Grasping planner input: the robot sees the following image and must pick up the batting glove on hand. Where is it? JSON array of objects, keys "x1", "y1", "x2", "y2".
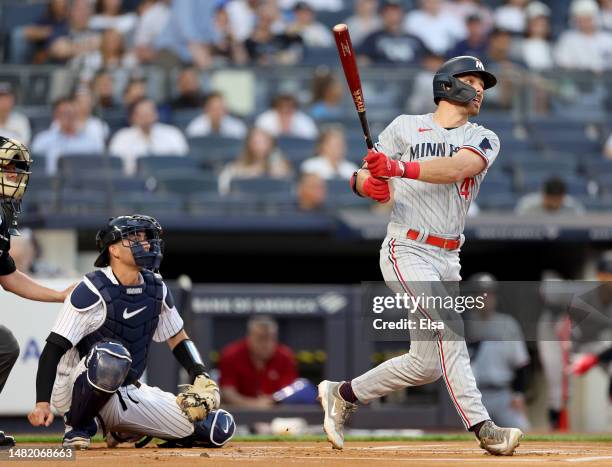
[
  {"x1": 363, "y1": 175, "x2": 390, "y2": 203},
  {"x1": 364, "y1": 149, "x2": 404, "y2": 179},
  {"x1": 571, "y1": 353, "x2": 599, "y2": 376}
]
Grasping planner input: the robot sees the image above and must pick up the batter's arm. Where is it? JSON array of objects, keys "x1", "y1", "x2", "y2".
[{"x1": 415, "y1": 150, "x2": 487, "y2": 184}]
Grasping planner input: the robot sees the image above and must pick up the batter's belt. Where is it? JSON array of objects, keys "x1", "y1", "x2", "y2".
[{"x1": 387, "y1": 223, "x2": 462, "y2": 250}]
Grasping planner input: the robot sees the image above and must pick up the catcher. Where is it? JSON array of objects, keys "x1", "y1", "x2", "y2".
[{"x1": 28, "y1": 214, "x2": 235, "y2": 449}]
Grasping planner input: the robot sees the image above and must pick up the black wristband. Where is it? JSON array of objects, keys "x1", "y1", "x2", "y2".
[
  {"x1": 36, "y1": 334, "x2": 71, "y2": 403},
  {"x1": 172, "y1": 339, "x2": 207, "y2": 383},
  {"x1": 511, "y1": 364, "x2": 529, "y2": 394}
]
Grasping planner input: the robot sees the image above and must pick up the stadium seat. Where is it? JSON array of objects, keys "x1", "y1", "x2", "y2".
[
  {"x1": 325, "y1": 178, "x2": 350, "y2": 196},
  {"x1": 137, "y1": 155, "x2": 200, "y2": 176},
  {"x1": 171, "y1": 109, "x2": 202, "y2": 131},
  {"x1": 594, "y1": 174, "x2": 612, "y2": 195},
  {"x1": 519, "y1": 174, "x2": 591, "y2": 196},
  {"x1": 65, "y1": 175, "x2": 151, "y2": 194},
  {"x1": 300, "y1": 47, "x2": 340, "y2": 67},
  {"x1": 581, "y1": 159, "x2": 612, "y2": 177},
  {"x1": 476, "y1": 174, "x2": 514, "y2": 197},
  {"x1": 478, "y1": 192, "x2": 517, "y2": 211},
  {"x1": 57, "y1": 154, "x2": 124, "y2": 177},
  {"x1": 188, "y1": 192, "x2": 259, "y2": 214},
  {"x1": 230, "y1": 177, "x2": 294, "y2": 196},
  {"x1": 188, "y1": 136, "x2": 243, "y2": 166},
  {"x1": 326, "y1": 193, "x2": 373, "y2": 209},
  {"x1": 277, "y1": 136, "x2": 316, "y2": 163},
  {"x1": 57, "y1": 190, "x2": 109, "y2": 215},
  {"x1": 156, "y1": 170, "x2": 219, "y2": 195},
  {"x1": 0, "y1": 2, "x2": 46, "y2": 35},
  {"x1": 513, "y1": 158, "x2": 578, "y2": 176},
  {"x1": 117, "y1": 192, "x2": 185, "y2": 215}
]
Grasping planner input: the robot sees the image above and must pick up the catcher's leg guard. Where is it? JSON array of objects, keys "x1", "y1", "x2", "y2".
[
  {"x1": 159, "y1": 409, "x2": 236, "y2": 448},
  {"x1": 67, "y1": 341, "x2": 131, "y2": 429}
]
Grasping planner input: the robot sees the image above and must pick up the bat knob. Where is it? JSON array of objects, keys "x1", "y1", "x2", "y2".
[{"x1": 333, "y1": 24, "x2": 348, "y2": 32}]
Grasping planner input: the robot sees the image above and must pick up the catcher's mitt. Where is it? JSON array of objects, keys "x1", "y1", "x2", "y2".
[{"x1": 176, "y1": 375, "x2": 221, "y2": 422}]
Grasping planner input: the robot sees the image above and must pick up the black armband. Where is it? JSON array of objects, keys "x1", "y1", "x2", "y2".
[
  {"x1": 598, "y1": 347, "x2": 612, "y2": 364},
  {"x1": 511, "y1": 364, "x2": 529, "y2": 394},
  {"x1": 36, "y1": 333, "x2": 72, "y2": 403},
  {"x1": 350, "y1": 171, "x2": 365, "y2": 197},
  {"x1": 172, "y1": 339, "x2": 207, "y2": 383}
]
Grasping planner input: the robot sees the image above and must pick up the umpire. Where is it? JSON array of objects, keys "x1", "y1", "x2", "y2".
[{"x1": 0, "y1": 137, "x2": 73, "y2": 447}]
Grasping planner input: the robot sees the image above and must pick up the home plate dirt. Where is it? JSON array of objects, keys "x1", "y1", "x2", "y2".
[{"x1": 17, "y1": 441, "x2": 612, "y2": 466}]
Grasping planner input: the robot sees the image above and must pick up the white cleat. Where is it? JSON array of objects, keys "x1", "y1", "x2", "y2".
[
  {"x1": 317, "y1": 380, "x2": 357, "y2": 450},
  {"x1": 477, "y1": 420, "x2": 523, "y2": 456}
]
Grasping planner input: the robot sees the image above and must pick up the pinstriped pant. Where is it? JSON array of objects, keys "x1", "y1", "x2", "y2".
[{"x1": 351, "y1": 236, "x2": 490, "y2": 429}]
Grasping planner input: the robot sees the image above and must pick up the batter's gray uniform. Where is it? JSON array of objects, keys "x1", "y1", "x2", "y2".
[
  {"x1": 465, "y1": 312, "x2": 531, "y2": 431},
  {"x1": 49, "y1": 267, "x2": 194, "y2": 439},
  {"x1": 352, "y1": 113, "x2": 500, "y2": 429}
]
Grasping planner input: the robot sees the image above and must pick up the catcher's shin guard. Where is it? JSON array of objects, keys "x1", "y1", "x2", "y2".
[{"x1": 159, "y1": 409, "x2": 236, "y2": 448}]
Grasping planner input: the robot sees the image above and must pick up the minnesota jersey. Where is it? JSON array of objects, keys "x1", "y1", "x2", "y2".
[{"x1": 375, "y1": 113, "x2": 500, "y2": 236}]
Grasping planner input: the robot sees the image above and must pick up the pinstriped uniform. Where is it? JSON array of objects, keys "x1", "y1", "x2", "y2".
[
  {"x1": 352, "y1": 113, "x2": 500, "y2": 429},
  {"x1": 50, "y1": 267, "x2": 194, "y2": 439}
]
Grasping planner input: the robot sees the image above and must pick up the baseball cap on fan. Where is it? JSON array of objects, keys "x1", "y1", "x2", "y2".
[
  {"x1": 570, "y1": 0, "x2": 599, "y2": 17},
  {"x1": 525, "y1": 1, "x2": 550, "y2": 19}
]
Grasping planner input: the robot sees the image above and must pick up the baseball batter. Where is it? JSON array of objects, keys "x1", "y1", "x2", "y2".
[
  {"x1": 28, "y1": 215, "x2": 235, "y2": 449},
  {"x1": 318, "y1": 56, "x2": 523, "y2": 456}
]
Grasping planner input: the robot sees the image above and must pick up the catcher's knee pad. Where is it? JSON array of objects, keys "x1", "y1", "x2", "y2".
[
  {"x1": 193, "y1": 409, "x2": 236, "y2": 448},
  {"x1": 86, "y1": 340, "x2": 132, "y2": 393}
]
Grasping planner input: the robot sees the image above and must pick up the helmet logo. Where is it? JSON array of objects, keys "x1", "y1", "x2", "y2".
[{"x1": 474, "y1": 59, "x2": 484, "y2": 70}]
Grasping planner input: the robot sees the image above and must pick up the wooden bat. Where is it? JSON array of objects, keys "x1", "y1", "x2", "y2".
[{"x1": 332, "y1": 23, "x2": 374, "y2": 150}]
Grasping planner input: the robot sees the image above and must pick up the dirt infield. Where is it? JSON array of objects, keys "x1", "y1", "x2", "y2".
[{"x1": 9, "y1": 441, "x2": 612, "y2": 466}]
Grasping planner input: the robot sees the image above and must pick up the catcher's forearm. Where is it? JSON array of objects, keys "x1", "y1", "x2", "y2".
[
  {"x1": 36, "y1": 333, "x2": 71, "y2": 403},
  {"x1": 172, "y1": 337, "x2": 207, "y2": 382}
]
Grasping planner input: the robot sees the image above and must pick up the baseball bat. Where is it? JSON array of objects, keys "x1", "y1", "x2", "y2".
[{"x1": 332, "y1": 23, "x2": 374, "y2": 150}]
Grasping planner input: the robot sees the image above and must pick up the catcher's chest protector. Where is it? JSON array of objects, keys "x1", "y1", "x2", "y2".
[{"x1": 76, "y1": 269, "x2": 163, "y2": 382}]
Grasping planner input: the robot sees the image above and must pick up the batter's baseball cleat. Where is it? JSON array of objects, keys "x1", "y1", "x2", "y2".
[
  {"x1": 477, "y1": 420, "x2": 523, "y2": 456},
  {"x1": 0, "y1": 431, "x2": 15, "y2": 449},
  {"x1": 62, "y1": 417, "x2": 98, "y2": 450},
  {"x1": 317, "y1": 380, "x2": 357, "y2": 450}
]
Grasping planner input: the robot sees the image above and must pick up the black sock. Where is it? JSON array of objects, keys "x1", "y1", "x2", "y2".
[
  {"x1": 338, "y1": 381, "x2": 358, "y2": 404},
  {"x1": 469, "y1": 420, "x2": 488, "y2": 437}
]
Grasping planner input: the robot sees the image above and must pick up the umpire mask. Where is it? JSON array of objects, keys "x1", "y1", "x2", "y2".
[{"x1": 0, "y1": 137, "x2": 31, "y2": 205}]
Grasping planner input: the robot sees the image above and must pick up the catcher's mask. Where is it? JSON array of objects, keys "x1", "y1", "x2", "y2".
[
  {"x1": 94, "y1": 214, "x2": 163, "y2": 271},
  {"x1": 0, "y1": 136, "x2": 32, "y2": 208}
]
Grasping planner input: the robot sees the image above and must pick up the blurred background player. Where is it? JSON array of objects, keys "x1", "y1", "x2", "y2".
[{"x1": 0, "y1": 137, "x2": 73, "y2": 447}]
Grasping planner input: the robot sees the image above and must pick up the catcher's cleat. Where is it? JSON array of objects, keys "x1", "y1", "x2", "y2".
[
  {"x1": 62, "y1": 418, "x2": 98, "y2": 450},
  {"x1": 105, "y1": 432, "x2": 152, "y2": 448},
  {"x1": 477, "y1": 420, "x2": 523, "y2": 456},
  {"x1": 317, "y1": 380, "x2": 357, "y2": 450},
  {"x1": 0, "y1": 431, "x2": 15, "y2": 449}
]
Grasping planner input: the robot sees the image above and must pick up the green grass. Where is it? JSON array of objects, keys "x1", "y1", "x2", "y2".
[{"x1": 14, "y1": 433, "x2": 612, "y2": 444}]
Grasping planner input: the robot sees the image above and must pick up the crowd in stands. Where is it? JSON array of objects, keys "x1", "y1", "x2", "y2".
[{"x1": 0, "y1": 0, "x2": 611, "y2": 215}]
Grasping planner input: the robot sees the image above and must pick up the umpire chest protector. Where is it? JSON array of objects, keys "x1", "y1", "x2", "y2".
[{"x1": 75, "y1": 269, "x2": 164, "y2": 382}]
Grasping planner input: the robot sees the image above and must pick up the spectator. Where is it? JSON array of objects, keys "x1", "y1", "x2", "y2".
[
  {"x1": 89, "y1": 0, "x2": 138, "y2": 35},
  {"x1": 122, "y1": 78, "x2": 147, "y2": 108},
  {"x1": 447, "y1": 14, "x2": 489, "y2": 60},
  {"x1": 358, "y1": 0, "x2": 429, "y2": 66},
  {"x1": 405, "y1": 53, "x2": 445, "y2": 114},
  {"x1": 133, "y1": 0, "x2": 170, "y2": 64},
  {"x1": 286, "y1": 2, "x2": 334, "y2": 48},
  {"x1": 91, "y1": 71, "x2": 117, "y2": 110},
  {"x1": 9, "y1": 228, "x2": 68, "y2": 277},
  {"x1": 309, "y1": 70, "x2": 344, "y2": 120},
  {"x1": 484, "y1": 28, "x2": 526, "y2": 109},
  {"x1": 185, "y1": 92, "x2": 247, "y2": 138},
  {"x1": 226, "y1": 0, "x2": 260, "y2": 43},
  {"x1": 255, "y1": 94, "x2": 318, "y2": 139},
  {"x1": 296, "y1": 172, "x2": 327, "y2": 211},
  {"x1": 444, "y1": 0, "x2": 495, "y2": 32},
  {"x1": 47, "y1": 0, "x2": 101, "y2": 67},
  {"x1": 601, "y1": 0, "x2": 612, "y2": 31},
  {"x1": 80, "y1": 28, "x2": 138, "y2": 81},
  {"x1": 218, "y1": 127, "x2": 292, "y2": 194},
  {"x1": 109, "y1": 97, "x2": 188, "y2": 175},
  {"x1": 169, "y1": 68, "x2": 204, "y2": 110},
  {"x1": 9, "y1": 0, "x2": 70, "y2": 64},
  {"x1": 301, "y1": 127, "x2": 358, "y2": 179},
  {"x1": 279, "y1": 0, "x2": 344, "y2": 12},
  {"x1": 245, "y1": 4, "x2": 303, "y2": 65},
  {"x1": 154, "y1": 0, "x2": 219, "y2": 69},
  {"x1": 31, "y1": 97, "x2": 105, "y2": 174},
  {"x1": 211, "y1": 4, "x2": 249, "y2": 65},
  {"x1": 219, "y1": 316, "x2": 298, "y2": 408},
  {"x1": 404, "y1": 0, "x2": 467, "y2": 56},
  {"x1": 464, "y1": 274, "x2": 531, "y2": 431},
  {"x1": 605, "y1": 132, "x2": 612, "y2": 159},
  {"x1": 494, "y1": 0, "x2": 529, "y2": 35},
  {"x1": 554, "y1": 0, "x2": 612, "y2": 72},
  {"x1": 515, "y1": 176, "x2": 585, "y2": 216},
  {"x1": 519, "y1": 2, "x2": 554, "y2": 71},
  {"x1": 344, "y1": 0, "x2": 383, "y2": 47},
  {"x1": 0, "y1": 83, "x2": 32, "y2": 145},
  {"x1": 73, "y1": 87, "x2": 109, "y2": 142}
]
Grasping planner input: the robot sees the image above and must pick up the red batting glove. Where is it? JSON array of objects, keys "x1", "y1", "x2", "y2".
[
  {"x1": 364, "y1": 149, "x2": 404, "y2": 179},
  {"x1": 571, "y1": 353, "x2": 599, "y2": 376},
  {"x1": 362, "y1": 176, "x2": 390, "y2": 203}
]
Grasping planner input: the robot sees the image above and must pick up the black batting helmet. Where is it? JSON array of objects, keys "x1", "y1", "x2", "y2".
[
  {"x1": 433, "y1": 56, "x2": 497, "y2": 105},
  {"x1": 94, "y1": 214, "x2": 163, "y2": 271}
]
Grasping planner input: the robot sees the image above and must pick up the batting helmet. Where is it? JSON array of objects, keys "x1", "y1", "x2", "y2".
[
  {"x1": 433, "y1": 56, "x2": 497, "y2": 105},
  {"x1": 94, "y1": 214, "x2": 163, "y2": 271}
]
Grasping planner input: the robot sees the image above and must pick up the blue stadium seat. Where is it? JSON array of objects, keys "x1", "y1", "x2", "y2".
[
  {"x1": 594, "y1": 174, "x2": 612, "y2": 195},
  {"x1": 326, "y1": 193, "x2": 373, "y2": 209},
  {"x1": 582, "y1": 159, "x2": 612, "y2": 177},
  {"x1": 230, "y1": 177, "x2": 294, "y2": 196},
  {"x1": 326, "y1": 178, "x2": 350, "y2": 196},
  {"x1": 57, "y1": 190, "x2": 109, "y2": 215},
  {"x1": 188, "y1": 136, "x2": 243, "y2": 166},
  {"x1": 65, "y1": 175, "x2": 150, "y2": 194},
  {"x1": 172, "y1": 109, "x2": 202, "y2": 131},
  {"x1": 476, "y1": 174, "x2": 513, "y2": 197},
  {"x1": 578, "y1": 196, "x2": 612, "y2": 211},
  {"x1": 477, "y1": 192, "x2": 517, "y2": 211},
  {"x1": 277, "y1": 136, "x2": 316, "y2": 163},
  {"x1": 137, "y1": 155, "x2": 200, "y2": 176},
  {"x1": 513, "y1": 158, "x2": 578, "y2": 176},
  {"x1": 117, "y1": 192, "x2": 185, "y2": 214},
  {"x1": 188, "y1": 192, "x2": 259, "y2": 214},
  {"x1": 57, "y1": 154, "x2": 123, "y2": 176},
  {"x1": 0, "y1": 2, "x2": 46, "y2": 32},
  {"x1": 520, "y1": 174, "x2": 591, "y2": 196},
  {"x1": 156, "y1": 170, "x2": 219, "y2": 195},
  {"x1": 300, "y1": 47, "x2": 340, "y2": 67}
]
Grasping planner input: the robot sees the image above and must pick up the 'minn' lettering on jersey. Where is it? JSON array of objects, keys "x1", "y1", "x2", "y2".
[{"x1": 410, "y1": 143, "x2": 461, "y2": 161}]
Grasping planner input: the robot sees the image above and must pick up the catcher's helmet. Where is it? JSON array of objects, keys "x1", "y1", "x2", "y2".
[
  {"x1": 0, "y1": 136, "x2": 32, "y2": 204},
  {"x1": 94, "y1": 214, "x2": 163, "y2": 271},
  {"x1": 433, "y1": 56, "x2": 497, "y2": 105}
]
